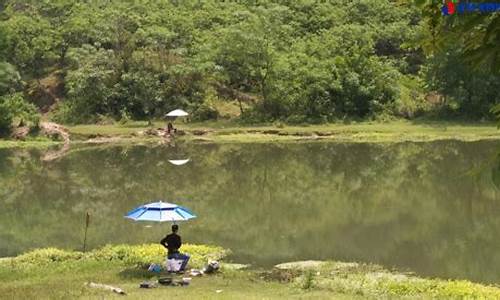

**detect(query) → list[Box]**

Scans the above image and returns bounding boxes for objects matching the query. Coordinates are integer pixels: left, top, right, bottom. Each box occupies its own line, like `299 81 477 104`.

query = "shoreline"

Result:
1 244 500 299
1 121 499 148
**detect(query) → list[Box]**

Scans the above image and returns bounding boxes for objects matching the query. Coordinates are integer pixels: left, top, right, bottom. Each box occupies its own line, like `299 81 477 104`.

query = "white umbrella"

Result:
166 109 189 117
168 159 190 166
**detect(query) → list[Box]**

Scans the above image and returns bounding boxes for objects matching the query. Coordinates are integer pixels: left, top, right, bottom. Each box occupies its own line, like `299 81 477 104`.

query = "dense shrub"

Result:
393 76 429 118
0 62 21 95
50 101 79 124
192 103 219 121
0 99 13 135
0 93 40 135
14 248 84 266
2 93 40 127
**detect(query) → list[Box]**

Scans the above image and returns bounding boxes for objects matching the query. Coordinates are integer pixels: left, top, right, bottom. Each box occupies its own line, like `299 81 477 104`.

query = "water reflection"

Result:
0 141 499 283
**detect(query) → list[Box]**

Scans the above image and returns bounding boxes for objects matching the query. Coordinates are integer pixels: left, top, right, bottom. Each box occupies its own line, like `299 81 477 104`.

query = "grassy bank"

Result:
0 137 60 149
0 120 499 149
69 120 500 143
1 245 500 299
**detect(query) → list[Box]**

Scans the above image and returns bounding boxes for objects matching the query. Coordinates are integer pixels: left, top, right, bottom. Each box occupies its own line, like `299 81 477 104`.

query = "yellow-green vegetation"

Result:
275 261 500 299
9 244 228 269
1 247 500 299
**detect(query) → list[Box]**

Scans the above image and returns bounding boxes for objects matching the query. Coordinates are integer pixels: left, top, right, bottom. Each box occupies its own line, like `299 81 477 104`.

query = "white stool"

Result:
166 258 184 272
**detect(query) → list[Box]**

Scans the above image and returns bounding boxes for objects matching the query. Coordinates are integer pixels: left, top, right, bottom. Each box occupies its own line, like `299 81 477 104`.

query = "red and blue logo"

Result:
442 0 458 15
442 0 500 15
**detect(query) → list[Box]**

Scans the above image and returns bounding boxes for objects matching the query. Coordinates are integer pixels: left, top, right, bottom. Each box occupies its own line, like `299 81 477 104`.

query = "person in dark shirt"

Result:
160 224 181 256
167 122 174 135
160 224 190 271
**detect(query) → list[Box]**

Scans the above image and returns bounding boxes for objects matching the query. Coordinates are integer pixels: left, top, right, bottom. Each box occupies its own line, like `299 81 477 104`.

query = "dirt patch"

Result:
29 72 65 113
10 126 30 140
86 136 130 144
259 269 301 283
40 122 70 143
262 130 281 134
191 129 211 136
314 131 333 137
38 122 71 161
137 128 167 137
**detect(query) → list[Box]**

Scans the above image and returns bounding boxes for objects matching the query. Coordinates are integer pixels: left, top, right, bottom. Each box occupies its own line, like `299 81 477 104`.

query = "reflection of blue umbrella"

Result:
125 201 196 222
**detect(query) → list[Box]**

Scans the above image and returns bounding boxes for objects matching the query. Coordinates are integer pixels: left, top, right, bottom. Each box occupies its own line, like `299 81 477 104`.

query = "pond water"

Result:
1 141 500 283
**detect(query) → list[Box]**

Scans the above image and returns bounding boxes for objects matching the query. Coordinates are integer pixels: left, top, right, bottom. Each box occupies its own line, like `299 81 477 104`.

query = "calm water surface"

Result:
1 141 500 283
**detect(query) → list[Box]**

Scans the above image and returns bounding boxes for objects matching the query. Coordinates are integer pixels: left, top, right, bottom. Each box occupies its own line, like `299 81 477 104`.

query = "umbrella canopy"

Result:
166 109 189 117
168 158 190 166
125 201 196 222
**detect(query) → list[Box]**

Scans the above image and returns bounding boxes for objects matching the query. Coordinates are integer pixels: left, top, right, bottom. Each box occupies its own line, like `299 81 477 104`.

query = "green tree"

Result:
0 93 39 134
63 46 119 123
416 0 500 119
3 14 59 77
422 46 500 118
0 98 13 134
213 16 276 108
0 62 21 95
266 25 400 122
416 0 500 74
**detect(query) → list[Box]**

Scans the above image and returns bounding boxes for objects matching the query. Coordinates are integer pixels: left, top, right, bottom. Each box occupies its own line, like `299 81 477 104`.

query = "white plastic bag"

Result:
166 259 184 272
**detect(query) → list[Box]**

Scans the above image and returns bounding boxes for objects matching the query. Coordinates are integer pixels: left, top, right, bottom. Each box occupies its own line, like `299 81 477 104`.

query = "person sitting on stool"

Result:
160 224 190 271
167 122 174 135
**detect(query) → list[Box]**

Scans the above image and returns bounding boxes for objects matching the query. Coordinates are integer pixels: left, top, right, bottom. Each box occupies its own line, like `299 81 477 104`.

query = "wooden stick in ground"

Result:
87 282 126 295
83 212 90 252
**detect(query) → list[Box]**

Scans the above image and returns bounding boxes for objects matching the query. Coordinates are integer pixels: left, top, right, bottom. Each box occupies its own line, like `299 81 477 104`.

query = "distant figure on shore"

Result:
160 224 190 271
167 122 174 135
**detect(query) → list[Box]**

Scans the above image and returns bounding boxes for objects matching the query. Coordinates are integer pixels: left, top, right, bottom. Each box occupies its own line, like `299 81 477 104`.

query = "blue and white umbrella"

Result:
125 201 196 222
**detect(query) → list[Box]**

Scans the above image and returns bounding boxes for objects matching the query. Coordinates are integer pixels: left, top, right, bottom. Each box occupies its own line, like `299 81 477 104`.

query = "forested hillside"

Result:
0 0 498 132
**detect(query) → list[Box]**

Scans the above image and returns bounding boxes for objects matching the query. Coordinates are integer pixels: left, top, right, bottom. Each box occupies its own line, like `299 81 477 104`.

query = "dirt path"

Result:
40 122 70 143
40 122 70 161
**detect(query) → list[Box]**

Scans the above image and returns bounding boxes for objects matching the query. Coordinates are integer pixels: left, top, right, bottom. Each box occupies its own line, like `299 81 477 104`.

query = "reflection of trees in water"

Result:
491 152 500 191
0 141 500 283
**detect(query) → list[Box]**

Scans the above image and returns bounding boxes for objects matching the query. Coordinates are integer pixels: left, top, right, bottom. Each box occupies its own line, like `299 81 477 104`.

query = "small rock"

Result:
275 261 328 270
315 131 333 137
222 263 250 270
262 130 280 134
192 130 209 136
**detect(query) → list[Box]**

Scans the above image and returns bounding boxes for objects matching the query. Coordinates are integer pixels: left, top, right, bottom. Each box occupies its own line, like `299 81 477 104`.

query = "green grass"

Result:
183 120 500 143
70 120 499 138
0 136 61 149
0 262 354 300
2 246 500 299
1 120 499 148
